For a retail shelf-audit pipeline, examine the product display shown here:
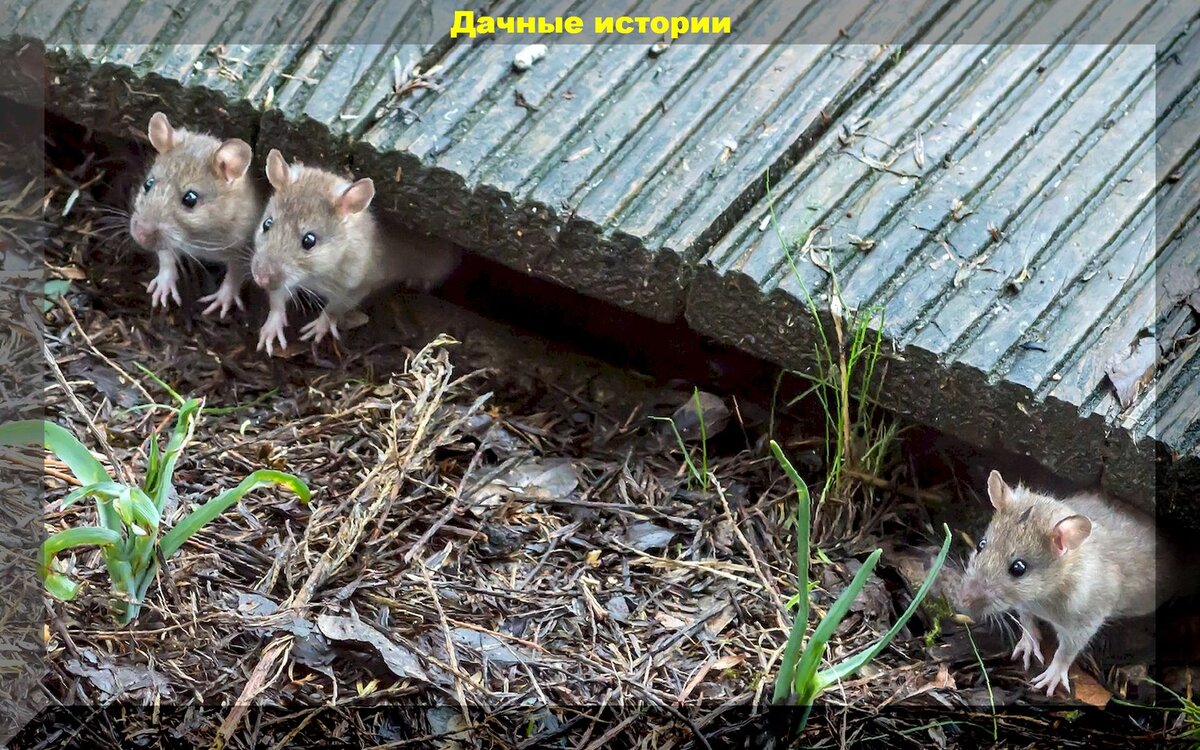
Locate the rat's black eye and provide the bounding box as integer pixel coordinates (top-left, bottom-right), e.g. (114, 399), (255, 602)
(976, 538), (986, 552)
(143, 177), (155, 193)
(262, 217), (273, 233)
(1008, 559), (1027, 578)
(301, 232), (317, 251)
(181, 190), (199, 209)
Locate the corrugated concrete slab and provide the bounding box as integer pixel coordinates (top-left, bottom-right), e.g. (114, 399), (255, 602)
(317, 0), (955, 320)
(3, 0), (1198, 515)
(687, 2), (1200, 509)
(9, 1), (353, 140)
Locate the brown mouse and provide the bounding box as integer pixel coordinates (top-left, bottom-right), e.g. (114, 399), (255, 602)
(128, 112), (261, 316)
(956, 470), (1187, 697)
(249, 149), (460, 354)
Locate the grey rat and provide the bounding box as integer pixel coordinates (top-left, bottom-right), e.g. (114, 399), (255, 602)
(956, 470), (1187, 697)
(129, 112), (262, 316)
(250, 149), (460, 354)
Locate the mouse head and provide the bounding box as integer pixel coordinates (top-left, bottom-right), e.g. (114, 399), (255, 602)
(250, 149), (375, 293)
(956, 471), (1093, 619)
(129, 112), (256, 255)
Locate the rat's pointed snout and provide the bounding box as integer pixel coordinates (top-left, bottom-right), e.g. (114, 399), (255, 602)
(955, 576), (988, 617)
(130, 215), (158, 248)
(252, 268), (275, 289)
(251, 256), (281, 290)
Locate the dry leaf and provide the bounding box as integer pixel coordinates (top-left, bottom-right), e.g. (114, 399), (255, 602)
(317, 614), (428, 680)
(905, 663), (957, 699)
(1007, 265), (1032, 293)
(655, 611), (689, 630)
(953, 262), (971, 288)
(450, 628), (536, 666)
(623, 522), (676, 551)
(810, 247), (832, 274)
(606, 596), (631, 622)
(237, 593), (279, 616)
(1105, 335), (1157, 408)
(473, 458), (579, 506)
(677, 653), (746, 702)
(847, 234), (876, 251)
(703, 604), (737, 637)
(54, 265), (88, 280)
(426, 706), (472, 749)
(711, 654), (744, 671)
(667, 390), (730, 441)
(64, 650), (172, 702)
(932, 663), (955, 689)
(341, 309), (369, 332)
(1070, 666), (1111, 708)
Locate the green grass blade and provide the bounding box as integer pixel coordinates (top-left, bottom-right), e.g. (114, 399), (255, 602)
(964, 625), (998, 739)
(814, 524), (953, 689)
(145, 431), (161, 493)
(41, 526), (121, 564)
(120, 559), (160, 626)
(770, 440), (812, 704)
(159, 470), (310, 558)
(60, 481), (125, 509)
(39, 526), (122, 600)
(148, 399), (202, 512)
(128, 532), (156, 581)
(691, 387), (709, 491)
(43, 572), (81, 601)
(108, 559), (137, 624)
(132, 559), (160, 604)
(1, 420), (123, 532)
(791, 548), (883, 700)
(118, 486), (161, 532)
(650, 416), (703, 490)
(0, 420), (111, 485)
(133, 361), (184, 405)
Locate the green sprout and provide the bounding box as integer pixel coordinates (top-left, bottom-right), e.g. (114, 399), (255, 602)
(770, 439), (951, 729)
(651, 386), (711, 492)
(0, 398), (310, 625)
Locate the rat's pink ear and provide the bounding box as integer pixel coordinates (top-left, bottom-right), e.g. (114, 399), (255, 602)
(148, 112), (176, 154)
(265, 149), (292, 189)
(986, 470), (1014, 510)
(213, 139), (252, 183)
(335, 178), (374, 216)
(1051, 514), (1092, 556)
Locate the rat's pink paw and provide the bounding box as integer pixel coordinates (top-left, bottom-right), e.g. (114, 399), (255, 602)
(1012, 630), (1044, 670)
(146, 267), (181, 309)
(300, 312), (340, 345)
(1030, 662), (1071, 697)
(199, 277), (245, 319)
(257, 309), (289, 355)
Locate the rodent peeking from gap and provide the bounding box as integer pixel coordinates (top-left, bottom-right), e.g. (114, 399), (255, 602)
(250, 149), (461, 355)
(129, 112), (262, 317)
(956, 470), (1189, 697)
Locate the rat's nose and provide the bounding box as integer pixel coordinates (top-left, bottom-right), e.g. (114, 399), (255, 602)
(251, 261), (279, 290)
(956, 579), (986, 614)
(130, 216), (157, 248)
